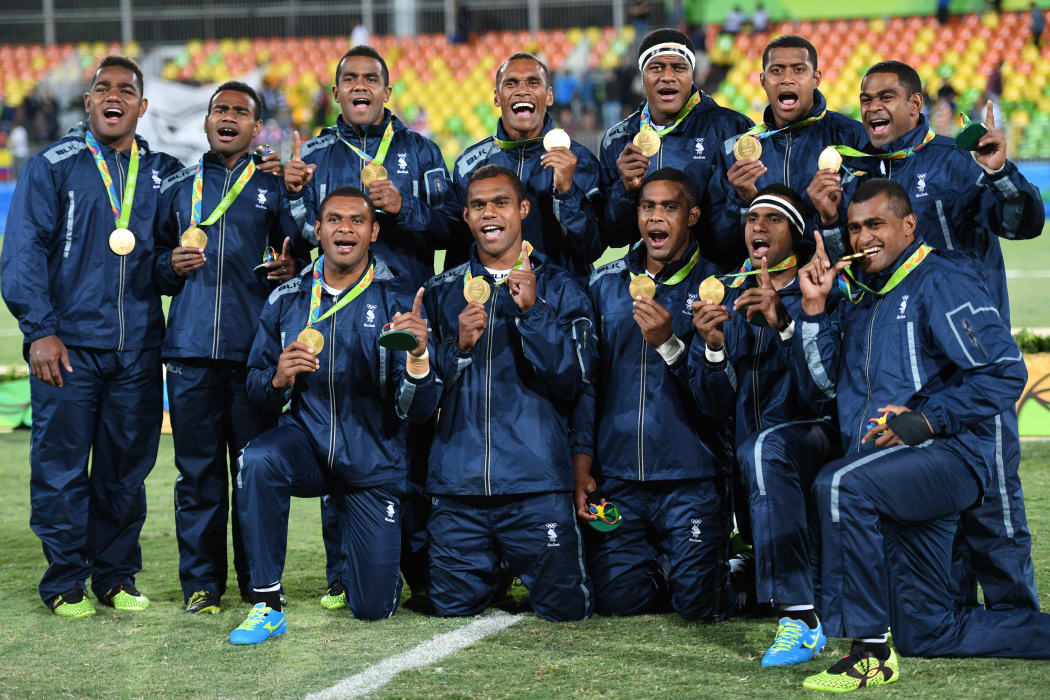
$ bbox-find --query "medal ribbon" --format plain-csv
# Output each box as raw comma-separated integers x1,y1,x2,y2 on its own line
463,241,534,288
639,91,702,137
827,126,936,162
338,119,395,166
837,244,932,304
306,256,375,327
492,134,545,149
746,110,827,141
190,157,256,227
84,129,139,229
628,245,701,287
722,255,798,288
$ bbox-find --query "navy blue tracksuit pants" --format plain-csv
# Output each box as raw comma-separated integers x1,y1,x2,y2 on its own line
427,491,593,622
30,347,162,604
166,359,277,602
237,422,403,621
586,478,729,621
738,418,838,608
814,441,1050,658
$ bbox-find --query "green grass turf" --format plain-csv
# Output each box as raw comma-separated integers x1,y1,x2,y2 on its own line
0,433,1049,697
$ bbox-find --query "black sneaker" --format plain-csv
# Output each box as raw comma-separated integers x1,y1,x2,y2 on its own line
186,590,220,614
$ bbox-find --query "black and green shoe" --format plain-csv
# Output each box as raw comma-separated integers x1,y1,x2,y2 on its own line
803,641,899,693
100,584,150,612
51,589,96,618
186,590,221,614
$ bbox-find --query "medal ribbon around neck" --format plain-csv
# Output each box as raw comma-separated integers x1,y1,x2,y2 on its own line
722,255,798,288
463,241,535,288
628,244,702,287
190,157,256,227
84,129,139,229
640,91,702,137
837,244,932,304
746,110,827,141
306,256,375,327
827,126,936,162
492,132,546,149
338,119,395,167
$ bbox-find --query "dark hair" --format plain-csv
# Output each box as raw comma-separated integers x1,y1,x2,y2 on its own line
335,45,389,86
638,28,695,59
496,52,551,88
850,178,913,218
93,55,143,95
762,35,818,71
318,185,376,224
753,182,811,257
864,60,922,98
208,81,264,120
639,167,698,209
467,164,525,202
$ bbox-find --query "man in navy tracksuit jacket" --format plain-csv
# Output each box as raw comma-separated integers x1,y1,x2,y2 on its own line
599,28,752,269
154,82,305,612
792,180,1050,693
579,169,730,621
443,53,603,279
228,186,440,645
719,36,866,238
809,61,1045,612
423,165,595,622
283,46,451,607
690,184,838,665
1,57,182,617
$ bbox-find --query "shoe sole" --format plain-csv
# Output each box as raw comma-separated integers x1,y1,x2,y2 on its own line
53,606,97,618
188,605,221,614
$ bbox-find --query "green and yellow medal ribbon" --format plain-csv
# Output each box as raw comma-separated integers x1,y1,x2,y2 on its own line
493,134,545,149
837,244,932,304
463,241,535,287
338,118,395,167
722,255,798,288
745,110,826,141
639,90,702,137
628,244,702,287
306,256,375,327
827,126,936,162
84,129,139,229
190,157,256,227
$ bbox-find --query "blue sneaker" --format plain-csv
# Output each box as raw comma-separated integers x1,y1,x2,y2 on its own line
229,603,286,645
761,617,826,666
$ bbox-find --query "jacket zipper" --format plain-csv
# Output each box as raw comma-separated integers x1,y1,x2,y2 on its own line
637,339,647,481
327,311,337,469
856,297,886,449
783,131,792,185
115,152,127,351
516,148,524,179
483,286,497,495
752,327,765,431
211,165,234,358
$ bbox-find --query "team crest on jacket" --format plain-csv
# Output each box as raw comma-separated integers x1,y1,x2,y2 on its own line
684,291,699,315
689,518,703,542
384,501,397,523
546,523,560,547
152,169,162,189
256,188,268,208
365,304,377,328
396,153,409,173
694,138,706,160
914,173,928,198
897,294,910,319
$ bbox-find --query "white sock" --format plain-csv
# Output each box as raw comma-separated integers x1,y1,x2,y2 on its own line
254,581,281,593
859,634,888,644
783,604,814,611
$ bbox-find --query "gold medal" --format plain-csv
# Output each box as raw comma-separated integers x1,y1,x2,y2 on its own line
628,275,657,299
839,247,880,261
297,327,325,355
632,130,661,157
463,277,491,304
698,276,725,304
360,163,388,189
543,128,571,151
733,134,762,161
818,146,842,172
180,226,208,250
109,228,136,256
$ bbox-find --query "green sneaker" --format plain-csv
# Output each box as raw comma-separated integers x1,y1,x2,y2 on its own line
101,584,150,612
186,590,221,614
803,642,899,693
320,581,347,610
51,589,96,618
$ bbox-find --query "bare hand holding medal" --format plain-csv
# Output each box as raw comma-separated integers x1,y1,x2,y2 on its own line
540,129,577,194
272,337,320,390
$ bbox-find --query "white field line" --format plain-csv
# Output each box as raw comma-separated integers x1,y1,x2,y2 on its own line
1006,270,1050,278
305,610,525,699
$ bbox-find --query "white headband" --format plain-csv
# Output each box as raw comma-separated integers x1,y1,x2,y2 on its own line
637,42,696,73
748,194,806,236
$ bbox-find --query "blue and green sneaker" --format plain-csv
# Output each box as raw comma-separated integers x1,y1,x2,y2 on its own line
803,642,899,692
229,603,286,645
51,589,96,618
762,617,826,666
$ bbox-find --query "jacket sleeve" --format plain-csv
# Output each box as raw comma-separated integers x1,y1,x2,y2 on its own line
687,326,740,421
598,134,641,248
439,159,473,269
396,137,453,249
390,340,442,424
568,384,596,456
153,183,186,296
954,154,1045,242
285,152,320,247
516,275,597,403
552,147,605,266
702,137,750,269
245,295,294,413
912,268,1028,436
423,281,474,392
791,303,844,408
272,189,314,277
0,154,61,343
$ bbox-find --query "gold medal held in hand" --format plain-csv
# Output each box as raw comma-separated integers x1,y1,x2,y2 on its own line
109,227,136,256
463,276,491,304
733,134,762,161
628,274,657,299
818,146,842,172
543,128,571,151
297,327,325,355
698,276,725,304
180,226,208,250
360,163,388,188
632,130,661,157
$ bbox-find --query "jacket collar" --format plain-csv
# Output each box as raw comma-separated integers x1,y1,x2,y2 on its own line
494,113,555,147
333,110,400,140
625,238,699,283
202,150,253,171
865,114,929,155
856,235,923,289
468,241,546,279
71,120,151,157
760,88,827,129
296,253,392,293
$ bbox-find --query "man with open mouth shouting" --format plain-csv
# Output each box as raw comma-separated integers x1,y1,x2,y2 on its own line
599,28,752,270
2,56,182,618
